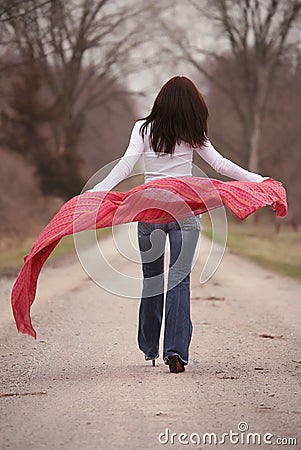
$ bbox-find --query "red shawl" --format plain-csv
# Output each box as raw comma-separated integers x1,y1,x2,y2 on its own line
11,177,287,338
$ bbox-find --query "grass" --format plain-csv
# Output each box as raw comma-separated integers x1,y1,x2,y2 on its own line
0,241,32,275
202,215,301,280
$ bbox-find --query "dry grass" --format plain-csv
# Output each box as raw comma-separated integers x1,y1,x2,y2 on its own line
202,215,301,280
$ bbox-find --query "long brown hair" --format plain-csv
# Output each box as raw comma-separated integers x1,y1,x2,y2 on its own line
140,76,209,154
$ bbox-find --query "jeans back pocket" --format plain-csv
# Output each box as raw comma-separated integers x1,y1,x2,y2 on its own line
179,215,201,231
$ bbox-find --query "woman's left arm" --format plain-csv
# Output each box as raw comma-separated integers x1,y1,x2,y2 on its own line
196,139,265,182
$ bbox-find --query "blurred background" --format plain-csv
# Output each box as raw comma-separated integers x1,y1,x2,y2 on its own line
0,0,300,277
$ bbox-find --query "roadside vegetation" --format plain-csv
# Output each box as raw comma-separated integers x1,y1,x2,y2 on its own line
203,215,301,280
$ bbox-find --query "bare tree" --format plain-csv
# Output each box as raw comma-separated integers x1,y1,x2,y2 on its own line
205,51,301,229
163,0,301,173
0,0,157,197
0,0,53,21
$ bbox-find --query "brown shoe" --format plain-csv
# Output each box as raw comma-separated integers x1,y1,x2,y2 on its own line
167,355,185,373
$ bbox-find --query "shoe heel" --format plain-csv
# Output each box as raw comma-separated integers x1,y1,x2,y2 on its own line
152,358,156,367
167,355,185,373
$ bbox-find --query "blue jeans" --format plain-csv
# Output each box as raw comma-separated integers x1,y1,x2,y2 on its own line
137,216,200,365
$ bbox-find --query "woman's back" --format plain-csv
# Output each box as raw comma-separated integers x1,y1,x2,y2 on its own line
88,76,264,192
137,119,194,183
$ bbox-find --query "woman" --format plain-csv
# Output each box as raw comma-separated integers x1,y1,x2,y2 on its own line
89,76,265,374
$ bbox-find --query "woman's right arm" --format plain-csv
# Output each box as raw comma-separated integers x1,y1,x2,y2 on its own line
88,121,144,192
196,139,264,182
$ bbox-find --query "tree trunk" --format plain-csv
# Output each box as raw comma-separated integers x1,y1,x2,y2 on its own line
247,64,269,173
248,108,261,173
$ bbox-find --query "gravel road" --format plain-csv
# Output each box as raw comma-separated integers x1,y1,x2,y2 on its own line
1,226,300,449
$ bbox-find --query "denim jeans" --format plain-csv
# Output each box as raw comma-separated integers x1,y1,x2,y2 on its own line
137,216,200,366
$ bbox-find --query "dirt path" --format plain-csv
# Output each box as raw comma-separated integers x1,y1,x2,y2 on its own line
0,226,300,449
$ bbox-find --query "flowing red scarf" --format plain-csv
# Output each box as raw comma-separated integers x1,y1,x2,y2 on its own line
11,177,287,339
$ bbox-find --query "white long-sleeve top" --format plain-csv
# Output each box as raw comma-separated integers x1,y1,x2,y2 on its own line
89,120,263,192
